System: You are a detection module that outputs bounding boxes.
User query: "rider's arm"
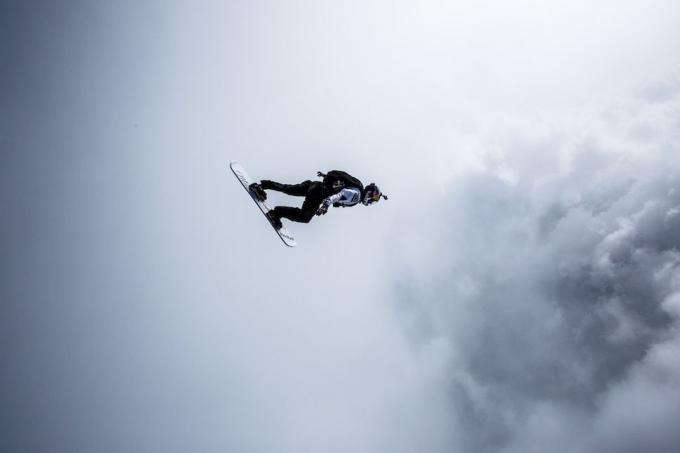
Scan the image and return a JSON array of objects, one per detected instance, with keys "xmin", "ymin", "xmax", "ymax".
[
  {"xmin": 323, "ymin": 192, "xmax": 343, "ymax": 206},
  {"xmin": 323, "ymin": 188, "xmax": 361, "ymax": 206},
  {"xmin": 317, "ymin": 190, "xmax": 347, "ymax": 215}
]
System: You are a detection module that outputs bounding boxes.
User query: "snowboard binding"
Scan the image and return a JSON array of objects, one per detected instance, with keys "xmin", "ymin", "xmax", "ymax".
[
  {"xmin": 249, "ymin": 183, "xmax": 267, "ymax": 202},
  {"xmin": 265, "ymin": 210, "xmax": 283, "ymax": 230}
]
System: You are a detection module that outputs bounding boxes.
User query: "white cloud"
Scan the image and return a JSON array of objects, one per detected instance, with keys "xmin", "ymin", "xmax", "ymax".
[
  {"xmin": 396, "ymin": 75, "xmax": 680, "ymax": 452},
  {"xmin": 5, "ymin": 1, "xmax": 680, "ymax": 452}
]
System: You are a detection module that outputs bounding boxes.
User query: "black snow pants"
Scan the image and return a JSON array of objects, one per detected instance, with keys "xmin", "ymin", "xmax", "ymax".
[{"xmin": 260, "ymin": 179, "xmax": 326, "ymax": 223}]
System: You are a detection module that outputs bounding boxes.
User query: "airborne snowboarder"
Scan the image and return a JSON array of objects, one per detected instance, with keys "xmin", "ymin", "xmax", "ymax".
[{"xmin": 248, "ymin": 170, "xmax": 387, "ymax": 229}]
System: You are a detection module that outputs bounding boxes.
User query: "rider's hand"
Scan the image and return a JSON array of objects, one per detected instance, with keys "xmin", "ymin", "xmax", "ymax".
[{"xmin": 316, "ymin": 203, "xmax": 329, "ymax": 215}]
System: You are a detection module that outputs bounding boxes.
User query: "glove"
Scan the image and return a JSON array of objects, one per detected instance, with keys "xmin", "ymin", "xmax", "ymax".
[
  {"xmin": 317, "ymin": 171, "xmax": 326, "ymax": 178},
  {"xmin": 316, "ymin": 202, "xmax": 329, "ymax": 216}
]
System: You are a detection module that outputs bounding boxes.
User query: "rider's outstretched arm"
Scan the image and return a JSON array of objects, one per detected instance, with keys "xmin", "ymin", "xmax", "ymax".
[{"xmin": 316, "ymin": 192, "xmax": 341, "ymax": 215}]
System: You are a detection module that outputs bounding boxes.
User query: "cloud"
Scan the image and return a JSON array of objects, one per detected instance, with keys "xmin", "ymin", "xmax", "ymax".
[
  {"xmin": 396, "ymin": 77, "xmax": 680, "ymax": 453},
  {"xmin": 4, "ymin": 2, "xmax": 680, "ymax": 452}
]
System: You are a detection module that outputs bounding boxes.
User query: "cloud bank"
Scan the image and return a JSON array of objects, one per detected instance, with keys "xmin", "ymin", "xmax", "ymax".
[
  {"xmin": 397, "ymin": 77, "xmax": 680, "ymax": 453},
  {"xmin": 4, "ymin": 2, "xmax": 680, "ymax": 452}
]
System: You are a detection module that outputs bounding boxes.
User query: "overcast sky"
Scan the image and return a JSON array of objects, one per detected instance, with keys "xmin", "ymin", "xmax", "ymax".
[{"xmin": 2, "ymin": 1, "xmax": 680, "ymax": 452}]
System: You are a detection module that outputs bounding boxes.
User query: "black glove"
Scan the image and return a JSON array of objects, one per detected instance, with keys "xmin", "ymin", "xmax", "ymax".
[
  {"xmin": 317, "ymin": 171, "xmax": 326, "ymax": 178},
  {"xmin": 316, "ymin": 203, "xmax": 329, "ymax": 215}
]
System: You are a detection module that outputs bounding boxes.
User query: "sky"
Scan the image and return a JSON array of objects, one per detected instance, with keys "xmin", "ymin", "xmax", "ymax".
[{"xmin": 2, "ymin": 1, "xmax": 680, "ymax": 452}]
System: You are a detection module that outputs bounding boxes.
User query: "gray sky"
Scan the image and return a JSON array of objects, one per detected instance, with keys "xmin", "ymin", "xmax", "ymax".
[{"xmin": 2, "ymin": 1, "xmax": 680, "ymax": 452}]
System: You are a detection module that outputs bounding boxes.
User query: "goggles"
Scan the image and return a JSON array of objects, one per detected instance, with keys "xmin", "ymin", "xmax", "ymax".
[{"xmin": 363, "ymin": 190, "xmax": 381, "ymax": 205}]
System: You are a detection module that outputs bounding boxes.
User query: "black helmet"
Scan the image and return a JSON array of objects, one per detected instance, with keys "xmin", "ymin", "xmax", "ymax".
[{"xmin": 362, "ymin": 183, "xmax": 388, "ymax": 205}]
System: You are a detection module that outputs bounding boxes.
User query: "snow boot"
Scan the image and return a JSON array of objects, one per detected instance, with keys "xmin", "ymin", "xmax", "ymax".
[
  {"xmin": 249, "ymin": 182, "xmax": 267, "ymax": 202},
  {"xmin": 266, "ymin": 210, "xmax": 283, "ymax": 230}
]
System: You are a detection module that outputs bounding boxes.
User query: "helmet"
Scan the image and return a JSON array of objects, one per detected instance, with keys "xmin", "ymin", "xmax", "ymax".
[{"xmin": 362, "ymin": 183, "xmax": 386, "ymax": 205}]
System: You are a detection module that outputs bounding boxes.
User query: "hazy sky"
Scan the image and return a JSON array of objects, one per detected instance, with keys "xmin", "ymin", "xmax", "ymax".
[{"xmin": 3, "ymin": 1, "xmax": 680, "ymax": 452}]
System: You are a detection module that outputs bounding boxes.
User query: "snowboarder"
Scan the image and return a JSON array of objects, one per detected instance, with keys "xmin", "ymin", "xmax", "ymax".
[{"xmin": 248, "ymin": 170, "xmax": 387, "ymax": 229}]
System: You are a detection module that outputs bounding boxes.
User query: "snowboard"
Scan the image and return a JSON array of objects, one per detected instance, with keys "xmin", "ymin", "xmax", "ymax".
[{"xmin": 229, "ymin": 161, "xmax": 297, "ymax": 247}]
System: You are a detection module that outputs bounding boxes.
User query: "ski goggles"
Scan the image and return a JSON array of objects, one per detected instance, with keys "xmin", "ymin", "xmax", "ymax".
[{"xmin": 363, "ymin": 191, "xmax": 381, "ymax": 205}]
